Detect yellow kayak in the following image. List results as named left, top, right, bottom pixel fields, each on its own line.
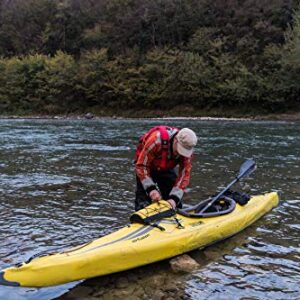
left=0, top=192, right=279, bottom=287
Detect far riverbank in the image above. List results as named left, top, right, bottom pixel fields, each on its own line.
left=0, top=109, right=300, bottom=122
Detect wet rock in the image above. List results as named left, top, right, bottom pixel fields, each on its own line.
left=92, top=289, right=105, bottom=297
left=144, top=285, right=155, bottom=295
left=123, top=296, right=141, bottom=300
left=115, top=276, right=129, bottom=288
left=60, top=260, right=186, bottom=299
left=85, top=113, right=94, bottom=119
left=99, top=292, right=115, bottom=300
left=100, top=286, right=139, bottom=299
left=169, top=254, right=200, bottom=273
left=127, top=272, right=139, bottom=283
left=113, top=288, right=135, bottom=297
left=175, top=290, right=188, bottom=299
left=133, top=286, right=146, bottom=298
left=64, top=286, right=93, bottom=299
left=152, top=290, right=165, bottom=300
left=163, top=283, right=178, bottom=292
left=142, top=273, right=165, bottom=287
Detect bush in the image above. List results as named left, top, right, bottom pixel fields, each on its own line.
left=38, top=51, right=79, bottom=113
left=280, top=7, right=300, bottom=107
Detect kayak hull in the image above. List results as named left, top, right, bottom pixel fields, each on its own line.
left=0, top=192, right=279, bottom=287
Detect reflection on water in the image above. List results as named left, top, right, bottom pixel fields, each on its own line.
left=0, top=281, right=79, bottom=300
left=0, top=119, right=299, bottom=299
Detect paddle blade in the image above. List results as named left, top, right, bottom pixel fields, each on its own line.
left=238, top=159, right=256, bottom=179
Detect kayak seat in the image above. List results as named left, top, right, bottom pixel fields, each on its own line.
left=177, top=190, right=250, bottom=218
left=177, top=197, right=236, bottom=218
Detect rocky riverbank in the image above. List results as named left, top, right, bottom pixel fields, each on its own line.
left=0, top=111, right=300, bottom=122
left=58, top=259, right=192, bottom=300
left=57, top=237, right=244, bottom=300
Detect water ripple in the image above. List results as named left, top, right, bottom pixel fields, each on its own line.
left=0, top=119, right=299, bottom=299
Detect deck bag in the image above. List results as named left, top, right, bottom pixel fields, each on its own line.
left=130, top=200, right=176, bottom=225
left=224, top=190, right=250, bottom=206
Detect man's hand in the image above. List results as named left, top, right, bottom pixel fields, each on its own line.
left=149, top=189, right=161, bottom=202
left=167, top=199, right=177, bottom=209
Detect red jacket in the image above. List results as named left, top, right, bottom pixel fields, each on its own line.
left=135, top=126, right=192, bottom=202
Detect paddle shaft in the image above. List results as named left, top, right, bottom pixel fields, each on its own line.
left=197, top=160, right=255, bottom=214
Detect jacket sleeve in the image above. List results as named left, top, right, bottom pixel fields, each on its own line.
left=169, top=156, right=192, bottom=204
left=135, top=131, right=161, bottom=194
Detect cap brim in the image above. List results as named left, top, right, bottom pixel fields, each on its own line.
left=177, top=142, right=193, bottom=158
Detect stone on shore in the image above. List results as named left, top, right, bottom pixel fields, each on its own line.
left=84, top=112, right=94, bottom=119
left=169, top=254, right=200, bottom=273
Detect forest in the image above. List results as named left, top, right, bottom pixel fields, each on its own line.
left=0, top=0, right=299, bottom=115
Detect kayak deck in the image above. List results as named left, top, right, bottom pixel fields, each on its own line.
left=0, top=192, right=279, bottom=287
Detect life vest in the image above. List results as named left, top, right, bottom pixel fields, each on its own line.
left=135, top=125, right=179, bottom=171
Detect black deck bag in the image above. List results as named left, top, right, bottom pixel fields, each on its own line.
left=224, top=190, right=250, bottom=206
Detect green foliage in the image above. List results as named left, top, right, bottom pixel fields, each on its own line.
left=0, top=0, right=299, bottom=114
left=0, top=52, right=79, bottom=113
left=0, top=55, right=46, bottom=112
left=187, top=28, right=223, bottom=57
left=162, top=51, right=214, bottom=107
left=0, top=0, right=56, bottom=56
left=0, top=58, right=8, bottom=110
left=280, top=8, right=300, bottom=106
left=77, top=49, right=118, bottom=107
left=38, top=51, right=79, bottom=113
left=133, top=49, right=178, bottom=108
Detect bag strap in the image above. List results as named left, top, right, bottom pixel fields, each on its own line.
left=143, top=208, right=176, bottom=224
left=158, top=126, right=169, bottom=170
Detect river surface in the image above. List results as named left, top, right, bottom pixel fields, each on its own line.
left=0, top=118, right=299, bottom=300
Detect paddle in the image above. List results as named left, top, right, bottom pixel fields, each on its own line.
left=196, top=159, right=256, bottom=214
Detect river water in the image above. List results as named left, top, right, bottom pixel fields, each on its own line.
left=0, top=118, right=299, bottom=299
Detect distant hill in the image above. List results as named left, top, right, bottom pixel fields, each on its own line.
left=0, top=0, right=299, bottom=115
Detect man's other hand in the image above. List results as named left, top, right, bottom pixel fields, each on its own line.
left=167, top=199, right=176, bottom=209
left=149, top=190, right=161, bottom=202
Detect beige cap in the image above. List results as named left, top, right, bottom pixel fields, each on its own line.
left=176, top=128, right=197, bottom=158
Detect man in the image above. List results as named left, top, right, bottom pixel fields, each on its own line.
left=134, top=126, right=198, bottom=211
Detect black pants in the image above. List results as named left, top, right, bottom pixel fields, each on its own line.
left=135, top=170, right=177, bottom=211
